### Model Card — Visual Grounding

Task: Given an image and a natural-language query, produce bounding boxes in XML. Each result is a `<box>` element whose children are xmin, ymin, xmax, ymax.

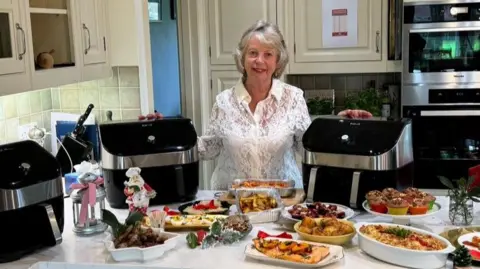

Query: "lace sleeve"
<box><xmin>292</xmin><ymin>91</ymin><xmax>312</xmax><ymax>154</ymax></box>
<box><xmin>198</xmin><ymin>101</ymin><xmax>223</xmax><ymax>160</ymax></box>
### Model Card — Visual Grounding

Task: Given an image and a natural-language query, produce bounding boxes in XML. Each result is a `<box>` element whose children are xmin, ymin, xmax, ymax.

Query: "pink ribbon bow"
<box><xmin>71</xmin><ymin>177</ymin><xmax>104</xmax><ymax>226</ymax></box>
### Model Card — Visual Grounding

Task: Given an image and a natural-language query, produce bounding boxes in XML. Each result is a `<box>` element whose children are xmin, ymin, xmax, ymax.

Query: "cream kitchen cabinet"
<box><xmin>0</xmin><ymin>0</ymin><xmax>111</xmax><ymax>96</ymax></box>
<box><xmin>208</xmin><ymin>0</ymin><xmax>277</xmax><ymax>66</ymax></box>
<box><xmin>0</xmin><ymin>0</ymin><xmax>31</xmax><ymax>95</ymax></box>
<box><xmin>284</xmin><ymin>0</ymin><xmax>390</xmax><ymax>74</ymax></box>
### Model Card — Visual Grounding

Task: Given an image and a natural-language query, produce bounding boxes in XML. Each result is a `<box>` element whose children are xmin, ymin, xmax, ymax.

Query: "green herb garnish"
<box><xmin>384</xmin><ymin>227</ymin><xmax>412</xmax><ymax>238</ymax></box>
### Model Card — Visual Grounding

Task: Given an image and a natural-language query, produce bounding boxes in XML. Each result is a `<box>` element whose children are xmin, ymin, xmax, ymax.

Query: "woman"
<box><xmin>197</xmin><ymin>20</ymin><xmax>371</xmax><ymax>190</ymax></box>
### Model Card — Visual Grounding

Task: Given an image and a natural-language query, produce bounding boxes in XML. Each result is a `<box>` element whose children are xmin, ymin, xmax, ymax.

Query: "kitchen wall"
<box><xmin>287</xmin><ymin>72</ymin><xmax>401</xmax><ymax>113</ymax></box>
<box><xmin>0</xmin><ymin>66</ymin><xmax>140</xmax><ymax>144</ymax></box>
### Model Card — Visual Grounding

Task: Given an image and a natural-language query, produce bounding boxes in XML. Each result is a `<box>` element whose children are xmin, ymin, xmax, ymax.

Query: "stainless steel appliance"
<box><xmin>403</xmin><ymin>0</ymin><xmax>480</xmax><ymax>85</ymax></box>
<box><xmin>302</xmin><ymin>117</ymin><xmax>414</xmax><ymax>209</ymax></box>
<box><xmin>0</xmin><ymin>140</ymin><xmax>64</xmax><ymax>262</ymax></box>
<box><xmin>99</xmin><ymin>117</ymin><xmax>199</xmax><ymax>208</ymax></box>
<box><xmin>403</xmin><ymin>86</ymin><xmax>480</xmax><ymax>189</ymax></box>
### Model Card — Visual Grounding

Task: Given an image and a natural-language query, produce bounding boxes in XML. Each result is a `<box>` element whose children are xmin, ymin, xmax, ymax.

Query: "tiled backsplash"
<box><xmin>287</xmin><ymin>73</ymin><xmax>401</xmax><ymax>112</ymax></box>
<box><xmin>0</xmin><ymin>66</ymin><xmax>140</xmax><ymax>143</ymax></box>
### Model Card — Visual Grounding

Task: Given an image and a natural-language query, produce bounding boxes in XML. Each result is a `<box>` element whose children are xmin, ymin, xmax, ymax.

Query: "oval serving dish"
<box><xmin>104</xmin><ymin>228</ymin><xmax>180</xmax><ymax>262</ymax></box>
<box><xmin>355</xmin><ymin>222</ymin><xmax>455</xmax><ymax>269</ymax></box>
<box><xmin>294</xmin><ymin>218</ymin><xmax>356</xmax><ymax>245</ymax></box>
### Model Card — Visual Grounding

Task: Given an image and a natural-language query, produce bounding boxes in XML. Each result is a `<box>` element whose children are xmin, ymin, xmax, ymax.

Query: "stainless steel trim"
<box><xmin>404</xmin><ymin>0</ymin><xmax>480</xmax><ymax>6</ymax></box>
<box><xmin>421</xmin><ymin>110</ymin><xmax>480</xmax><ymax>116</ymax></box>
<box><xmin>402</xmin><ymin>84</ymin><xmax>480</xmax><ymax>106</ymax></box>
<box><xmin>306</xmin><ymin>167</ymin><xmax>318</xmax><ymax>203</ymax></box>
<box><xmin>0</xmin><ymin>176</ymin><xmax>63</xmax><ymax>212</ymax></box>
<box><xmin>303</xmin><ymin>122</ymin><xmax>413</xmax><ymax>170</ymax></box>
<box><xmin>410</xmin><ymin>27</ymin><xmax>480</xmax><ymax>33</ymax></box>
<box><xmin>101</xmin><ymin>146</ymin><xmax>199</xmax><ymax>170</ymax></box>
<box><xmin>350</xmin><ymin>172</ymin><xmax>361</xmax><ymax>209</ymax></box>
<box><xmin>43</xmin><ymin>204</ymin><xmax>62</xmax><ymax>244</ymax></box>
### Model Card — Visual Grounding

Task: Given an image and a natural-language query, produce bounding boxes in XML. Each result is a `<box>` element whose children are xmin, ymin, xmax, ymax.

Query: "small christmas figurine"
<box><xmin>124</xmin><ymin>167</ymin><xmax>157</xmax><ymax>215</ymax></box>
<box><xmin>454</xmin><ymin>245</ymin><xmax>472</xmax><ymax>269</ymax></box>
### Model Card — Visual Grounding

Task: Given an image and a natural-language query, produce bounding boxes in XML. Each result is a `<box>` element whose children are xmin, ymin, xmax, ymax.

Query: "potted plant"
<box><xmin>453</xmin><ymin>245</ymin><xmax>473</xmax><ymax>269</ymax></box>
<box><xmin>307</xmin><ymin>97</ymin><xmax>334</xmax><ymax>120</ymax></box>
<box><xmin>344</xmin><ymin>87</ymin><xmax>383</xmax><ymax>117</ymax></box>
<box><xmin>438</xmin><ymin>176</ymin><xmax>480</xmax><ymax>226</ymax></box>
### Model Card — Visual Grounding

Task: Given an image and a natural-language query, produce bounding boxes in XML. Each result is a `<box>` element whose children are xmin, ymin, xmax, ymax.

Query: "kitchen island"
<box><xmin>2</xmin><ymin>191</ymin><xmax>478</xmax><ymax>269</ymax></box>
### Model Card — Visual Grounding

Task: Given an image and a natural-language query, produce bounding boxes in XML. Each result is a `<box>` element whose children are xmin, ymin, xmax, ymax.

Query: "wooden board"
<box><xmin>164</xmin><ymin>223</ymin><xmax>209</xmax><ymax>231</ymax></box>
<box><xmin>218</xmin><ymin>188</ymin><xmax>306</xmax><ymax>207</ymax></box>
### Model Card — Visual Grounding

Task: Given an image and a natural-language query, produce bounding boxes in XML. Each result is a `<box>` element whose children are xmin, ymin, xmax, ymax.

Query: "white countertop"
<box><xmin>2</xmin><ymin>191</ymin><xmax>480</xmax><ymax>269</ymax></box>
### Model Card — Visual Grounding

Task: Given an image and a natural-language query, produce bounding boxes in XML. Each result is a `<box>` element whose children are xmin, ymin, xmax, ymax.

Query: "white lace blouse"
<box><xmin>197</xmin><ymin>79</ymin><xmax>312</xmax><ymax>190</ymax></box>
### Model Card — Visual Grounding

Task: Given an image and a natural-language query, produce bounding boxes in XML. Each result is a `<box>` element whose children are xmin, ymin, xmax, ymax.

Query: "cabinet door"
<box><xmin>78</xmin><ymin>0</ymin><xmax>107</xmax><ymax>65</ymax></box>
<box><xmin>208</xmin><ymin>0</ymin><xmax>277</xmax><ymax>65</ymax></box>
<box><xmin>0</xmin><ymin>0</ymin><xmax>26</xmax><ymax>76</ymax></box>
<box><xmin>294</xmin><ymin>0</ymin><xmax>382</xmax><ymax>63</ymax></box>
<box><xmin>211</xmin><ymin>70</ymin><xmax>240</xmax><ymax>97</ymax></box>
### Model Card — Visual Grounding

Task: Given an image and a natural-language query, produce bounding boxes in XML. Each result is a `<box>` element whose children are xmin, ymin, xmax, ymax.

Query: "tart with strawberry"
<box><xmin>408</xmin><ymin>198</ymin><xmax>429</xmax><ymax>215</ymax></box>
<box><xmin>387</xmin><ymin>197</ymin><xmax>410</xmax><ymax>215</ymax></box>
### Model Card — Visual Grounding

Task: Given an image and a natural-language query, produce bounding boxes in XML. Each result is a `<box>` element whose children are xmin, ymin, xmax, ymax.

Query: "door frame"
<box><xmin>134</xmin><ymin>0</ymin><xmax>211</xmax><ymax>188</ymax></box>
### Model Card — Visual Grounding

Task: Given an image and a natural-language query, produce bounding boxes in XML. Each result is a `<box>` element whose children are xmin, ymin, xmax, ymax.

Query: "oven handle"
<box><xmin>420</xmin><ymin>110</ymin><xmax>480</xmax><ymax>116</ymax></box>
<box><xmin>410</xmin><ymin>27</ymin><xmax>480</xmax><ymax>33</ymax></box>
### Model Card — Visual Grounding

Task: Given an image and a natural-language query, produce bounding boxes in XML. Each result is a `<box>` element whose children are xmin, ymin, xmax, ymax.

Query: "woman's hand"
<box><xmin>138</xmin><ymin>112</ymin><xmax>163</xmax><ymax>120</ymax></box>
<box><xmin>338</xmin><ymin>109</ymin><xmax>372</xmax><ymax>119</ymax></box>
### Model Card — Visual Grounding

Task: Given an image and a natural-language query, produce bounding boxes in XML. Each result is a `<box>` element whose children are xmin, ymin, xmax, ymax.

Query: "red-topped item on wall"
<box><xmin>468</xmin><ymin>164</ymin><xmax>480</xmax><ymax>190</ymax></box>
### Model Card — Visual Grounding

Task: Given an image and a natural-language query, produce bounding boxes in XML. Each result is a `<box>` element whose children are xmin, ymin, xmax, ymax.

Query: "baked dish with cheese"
<box><xmin>359</xmin><ymin>224</ymin><xmax>446</xmax><ymax>251</ymax></box>
<box><xmin>232</xmin><ymin>180</ymin><xmax>290</xmax><ymax>189</ymax></box>
<box><xmin>252</xmin><ymin>238</ymin><xmax>330</xmax><ymax>264</ymax></box>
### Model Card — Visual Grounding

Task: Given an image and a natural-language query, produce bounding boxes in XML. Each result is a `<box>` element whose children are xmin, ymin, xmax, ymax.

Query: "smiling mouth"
<box><xmin>253</xmin><ymin>68</ymin><xmax>266</xmax><ymax>73</ymax></box>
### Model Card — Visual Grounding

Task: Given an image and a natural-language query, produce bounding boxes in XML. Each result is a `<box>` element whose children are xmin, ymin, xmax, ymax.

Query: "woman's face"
<box><xmin>244</xmin><ymin>36</ymin><xmax>277</xmax><ymax>82</ymax></box>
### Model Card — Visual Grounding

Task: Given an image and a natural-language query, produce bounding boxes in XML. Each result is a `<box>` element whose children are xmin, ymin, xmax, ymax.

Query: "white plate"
<box><xmin>362</xmin><ymin>200</ymin><xmax>441</xmax><ymax>219</ymax></box>
<box><xmin>104</xmin><ymin>228</ymin><xmax>180</xmax><ymax>262</ymax></box>
<box><xmin>244</xmin><ymin>237</ymin><xmax>344</xmax><ymax>268</ymax></box>
<box><xmin>458</xmin><ymin>232</ymin><xmax>480</xmax><ymax>259</ymax></box>
<box><xmin>281</xmin><ymin>202</ymin><xmax>355</xmax><ymax>223</ymax></box>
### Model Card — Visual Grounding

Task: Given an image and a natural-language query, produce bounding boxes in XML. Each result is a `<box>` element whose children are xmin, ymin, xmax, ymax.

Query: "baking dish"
<box><xmin>235</xmin><ymin>188</ymin><xmax>284</xmax><ymax>223</ymax></box>
<box><xmin>355</xmin><ymin>222</ymin><xmax>455</xmax><ymax>269</ymax></box>
<box><xmin>228</xmin><ymin>179</ymin><xmax>295</xmax><ymax>197</ymax></box>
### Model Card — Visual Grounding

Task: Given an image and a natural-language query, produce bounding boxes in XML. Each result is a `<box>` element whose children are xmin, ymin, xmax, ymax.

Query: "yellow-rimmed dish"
<box><xmin>294</xmin><ymin>217</ymin><xmax>356</xmax><ymax>245</ymax></box>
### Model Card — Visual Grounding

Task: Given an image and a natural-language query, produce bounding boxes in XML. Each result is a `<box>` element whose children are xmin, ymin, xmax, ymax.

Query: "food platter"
<box><xmin>458</xmin><ymin>232</ymin><xmax>480</xmax><ymax>262</ymax></box>
<box><xmin>244</xmin><ymin>237</ymin><xmax>344</xmax><ymax>268</ymax></box>
<box><xmin>362</xmin><ymin>200</ymin><xmax>441</xmax><ymax>225</ymax></box>
<box><xmin>281</xmin><ymin>202</ymin><xmax>356</xmax><ymax>223</ymax></box>
<box><xmin>228</xmin><ymin>179</ymin><xmax>296</xmax><ymax>198</ymax></box>
<box><xmin>164</xmin><ymin>215</ymin><xmax>228</xmax><ymax>230</ymax></box>
<box><xmin>235</xmin><ymin>188</ymin><xmax>284</xmax><ymax>223</ymax></box>
<box><xmin>178</xmin><ymin>199</ymin><xmax>231</xmax><ymax>215</ymax></box>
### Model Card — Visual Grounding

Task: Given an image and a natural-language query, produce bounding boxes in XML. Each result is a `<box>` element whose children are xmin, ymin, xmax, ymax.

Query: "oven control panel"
<box><xmin>429</xmin><ymin>89</ymin><xmax>480</xmax><ymax>104</ymax></box>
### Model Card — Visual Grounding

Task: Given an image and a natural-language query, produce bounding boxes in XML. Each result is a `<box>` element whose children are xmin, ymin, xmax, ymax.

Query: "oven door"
<box><xmin>403</xmin><ymin>106</ymin><xmax>480</xmax><ymax>189</ymax></box>
<box><xmin>403</xmin><ymin>25</ymin><xmax>480</xmax><ymax>85</ymax></box>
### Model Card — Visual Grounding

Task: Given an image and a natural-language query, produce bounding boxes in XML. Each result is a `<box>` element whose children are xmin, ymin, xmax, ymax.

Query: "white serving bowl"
<box><xmin>104</xmin><ymin>228</ymin><xmax>180</xmax><ymax>262</ymax></box>
<box><xmin>355</xmin><ymin>222</ymin><xmax>455</xmax><ymax>269</ymax></box>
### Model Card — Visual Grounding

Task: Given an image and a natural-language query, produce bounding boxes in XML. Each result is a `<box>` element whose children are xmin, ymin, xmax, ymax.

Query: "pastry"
<box><xmin>369</xmin><ymin>197</ymin><xmax>388</xmax><ymax>214</ymax></box>
<box><xmin>387</xmin><ymin>198</ymin><xmax>410</xmax><ymax>215</ymax></box>
<box><xmin>365</xmin><ymin>190</ymin><xmax>384</xmax><ymax>203</ymax></box>
<box><xmin>408</xmin><ymin>198</ymin><xmax>429</xmax><ymax>215</ymax></box>
<box><xmin>418</xmin><ymin>192</ymin><xmax>436</xmax><ymax>209</ymax></box>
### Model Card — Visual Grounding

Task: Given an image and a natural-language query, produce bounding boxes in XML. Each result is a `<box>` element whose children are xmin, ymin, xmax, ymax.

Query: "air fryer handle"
<box><xmin>306</xmin><ymin>167</ymin><xmax>318</xmax><ymax>203</ymax></box>
<box><xmin>349</xmin><ymin>171</ymin><xmax>361</xmax><ymax>209</ymax></box>
<box><xmin>42</xmin><ymin>203</ymin><xmax>62</xmax><ymax>245</ymax></box>
<box><xmin>175</xmin><ymin>166</ymin><xmax>185</xmax><ymax>197</ymax></box>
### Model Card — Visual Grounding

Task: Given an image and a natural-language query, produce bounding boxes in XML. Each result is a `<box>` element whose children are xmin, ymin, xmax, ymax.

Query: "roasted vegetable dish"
<box><xmin>114</xmin><ymin>223</ymin><xmax>168</xmax><ymax>248</ymax></box>
<box><xmin>288</xmin><ymin>203</ymin><xmax>346</xmax><ymax>220</ymax></box>
<box><xmin>239</xmin><ymin>193</ymin><xmax>278</xmax><ymax>213</ymax></box>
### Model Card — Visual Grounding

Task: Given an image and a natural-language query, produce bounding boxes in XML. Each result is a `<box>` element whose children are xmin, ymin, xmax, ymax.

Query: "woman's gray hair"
<box><xmin>233</xmin><ymin>20</ymin><xmax>289</xmax><ymax>80</ymax></box>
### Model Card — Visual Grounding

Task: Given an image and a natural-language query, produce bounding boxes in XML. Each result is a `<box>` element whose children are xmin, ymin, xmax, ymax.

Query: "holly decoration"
<box><xmin>454</xmin><ymin>245</ymin><xmax>472</xmax><ymax>267</ymax></box>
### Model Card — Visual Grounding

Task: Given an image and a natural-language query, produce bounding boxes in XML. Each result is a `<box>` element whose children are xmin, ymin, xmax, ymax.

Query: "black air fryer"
<box><xmin>99</xmin><ymin>117</ymin><xmax>199</xmax><ymax>208</ymax></box>
<box><xmin>0</xmin><ymin>140</ymin><xmax>64</xmax><ymax>262</ymax></box>
<box><xmin>302</xmin><ymin>117</ymin><xmax>414</xmax><ymax>209</ymax></box>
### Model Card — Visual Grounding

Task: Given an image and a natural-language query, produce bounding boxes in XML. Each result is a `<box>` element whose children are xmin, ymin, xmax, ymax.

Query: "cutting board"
<box><xmin>218</xmin><ymin>188</ymin><xmax>306</xmax><ymax>207</ymax></box>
